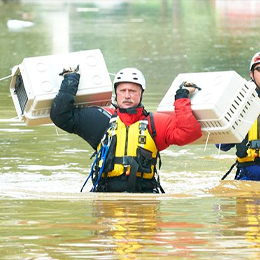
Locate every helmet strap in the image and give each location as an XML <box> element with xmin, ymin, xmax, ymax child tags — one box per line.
<box><xmin>111</xmin><ymin>102</ymin><xmax>118</xmax><ymax>108</ymax></box>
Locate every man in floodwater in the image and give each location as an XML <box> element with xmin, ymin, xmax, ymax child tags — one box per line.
<box><xmin>217</xmin><ymin>51</ymin><xmax>260</xmax><ymax>181</ymax></box>
<box><xmin>50</xmin><ymin>67</ymin><xmax>201</xmax><ymax>193</ymax></box>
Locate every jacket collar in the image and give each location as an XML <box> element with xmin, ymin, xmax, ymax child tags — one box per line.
<box><xmin>116</xmin><ymin>106</ymin><xmax>146</xmax><ymax>126</ymax></box>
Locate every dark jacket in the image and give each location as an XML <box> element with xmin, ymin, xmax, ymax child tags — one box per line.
<box><xmin>50</xmin><ymin>73</ymin><xmax>202</xmax><ymax>151</ymax></box>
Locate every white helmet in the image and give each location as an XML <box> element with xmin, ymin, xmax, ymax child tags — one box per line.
<box><xmin>250</xmin><ymin>52</ymin><xmax>260</xmax><ymax>71</ymax></box>
<box><xmin>113</xmin><ymin>68</ymin><xmax>146</xmax><ymax>90</ymax></box>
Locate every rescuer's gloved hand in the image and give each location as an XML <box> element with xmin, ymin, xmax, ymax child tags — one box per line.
<box><xmin>59</xmin><ymin>64</ymin><xmax>80</xmax><ymax>76</ymax></box>
<box><xmin>59</xmin><ymin>65</ymin><xmax>80</xmax><ymax>96</ymax></box>
<box><xmin>175</xmin><ymin>81</ymin><xmax>201</xmax><ymax>100</ymax></box>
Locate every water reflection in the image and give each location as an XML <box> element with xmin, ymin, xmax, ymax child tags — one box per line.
<box><xmin>0</xmin><ymin>197</ymin><xmax>210</xmax><ymax>259</ymax></box>
<box><xmin>3</xmin><ymin>195</ymin><xmax>260</xmax><ymax>259</ymax></box>
<box><xmin>236</xmin><ymin>197</ymin><xmax>260</xmax><ymax>251</ymax></box>
<box><xmin>92</xmin><ymin>198</ymin><xmax>211</xmax><ymax>259</ymax></box>
<box><xmin>93</xmin><ymin>200</ymin><xmax>160</xmax><ymax>259</ymax></box>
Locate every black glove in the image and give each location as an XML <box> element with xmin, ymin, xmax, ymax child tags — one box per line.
<box><xmin>175</xmin><ymin>81</ymin><xmax>201</xmax><ymax>100</ymax></box>
<box><xmin>59</xmin><ymin>64</ymin><xmax>80</xmax><ymax>76</ymax></box>
<box><xmin>175</xmin><ymin>88</ymin><xmax>189</xmax><ymax>100</ymax></box>
<box><xmin>59</xmin><ymin>72</ymin><xmax>80</xmax><ymax>96</ymax></box>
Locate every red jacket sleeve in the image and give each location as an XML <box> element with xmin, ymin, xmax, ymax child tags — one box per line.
<box><xmin>152</xmin><ymin>98</ymin><xmax>202</xmax><ymax>151</ymax></box>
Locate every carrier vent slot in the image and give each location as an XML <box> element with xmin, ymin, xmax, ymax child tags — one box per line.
<box><xmin>14</xmin><ymin>75</ymin><xmax>28</xmax><ymax>114</ymax></box>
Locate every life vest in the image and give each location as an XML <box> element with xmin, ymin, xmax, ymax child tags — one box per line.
<box><xmin>97</xmin><ymin>114</ymin><xmax>159</xmax><ymax>179</ymax></box>
<box><xmin>237</xmin><ymin>116</ymin><xmax>260</xmax><ymax>163</ymax></box>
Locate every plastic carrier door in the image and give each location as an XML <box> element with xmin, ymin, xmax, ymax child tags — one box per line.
<box><xmin>9</xmin><ymin>49</ymin><xmax>112</xmax><ymax>126</ymax></box>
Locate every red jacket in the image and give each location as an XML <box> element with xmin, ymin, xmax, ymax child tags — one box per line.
<box><xmin>50</xmin><ymin>73</ymin><xmax>202</xmax><ymax>151</ymax></box>
<box><xmin>105</xmin><ymin>99</ymin><xmax>201</xmax><ymax>151</ymax></box>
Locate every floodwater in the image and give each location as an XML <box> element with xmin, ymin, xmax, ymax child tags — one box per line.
<box><xmin>1</xmin><ymin>0</ymin><xmax>260</xmax><ymax>259</ymax></box>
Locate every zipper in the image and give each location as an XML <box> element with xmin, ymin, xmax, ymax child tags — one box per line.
<box><xmin>124</xmin><ymin>126</ymin><xmax>129</xmax><ymax>155</ymax></box>
<box><xmin>256</xmin><ymin>116</ymin><xmax>260</xmax><ymax>157</ymax></box>
<box><xmin>124</xmin><ymin>126</ymin><xmax>130</xmax><ymax>175</ymax></box>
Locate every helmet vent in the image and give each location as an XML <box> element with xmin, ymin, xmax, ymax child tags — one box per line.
<box><xmin>113</xmin><ymin>68</ymin><xmax>146</xmax><ymax>90</ymax></box>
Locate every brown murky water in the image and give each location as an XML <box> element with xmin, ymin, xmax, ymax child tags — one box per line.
<box><xmin>1</xmin><ymin>0</ymin><xmax>260</xmax><ymax>259</ymax></box>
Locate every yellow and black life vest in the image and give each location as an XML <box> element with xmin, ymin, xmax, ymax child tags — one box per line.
<box><xmin>237</xmin><ymin>116</ymin><xmax>260</xmax><ymax>163</ymax></box>
<box><xmin>97</xmin><ymin>114</ymin><xmax>159</xmax><ymax>180</ymax></box>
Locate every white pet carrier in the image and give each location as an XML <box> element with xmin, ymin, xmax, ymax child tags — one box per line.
<box><xmin>10</xmin><ymin>49</ymin><xmax>112</xmax><ymax>126</ymax></box>
<box><xmin>157</xmin><ymin>71</ymin><xmax>260</xmax><ymax>144</ymax></box>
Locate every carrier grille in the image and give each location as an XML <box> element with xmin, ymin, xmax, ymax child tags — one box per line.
<box><xmin>14</xmin><ymin>74</ymin><xmax>28</xmax><ymax>114</ymax></box>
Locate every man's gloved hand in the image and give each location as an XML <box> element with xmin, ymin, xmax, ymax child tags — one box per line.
<box><xmin>175</xmin><ymin>81</ymin><xmax>201</xmax><ymax>100</ymax></box>
<box><xmin>58</xmin><ymin>65</ymin><xmax>80</xmax><ymax>96</ymax></box>
<box><xmin>180</xmin><ymin>81</ymin><xmax>201</xmax><ymax>93</ymax></box>
<box><xmin>59</xmin><ymin>64</ymin><xmax>80</xmax><ymax>76</ymax></box>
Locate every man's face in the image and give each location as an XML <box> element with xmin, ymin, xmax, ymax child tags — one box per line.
<box><xmin>116</xmin><ymin>82</ymin><xmax>142</xmax><ymax>109</ymax></box>
<box><xmin>251</xmin><ymin>64</ymin><xmax>260</xmax><ymax>89</ymax></box>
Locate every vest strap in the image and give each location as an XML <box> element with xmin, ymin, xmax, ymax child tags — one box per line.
<box><xmin>114</xmin><ymin>156</ymin><xmax>157</xmax><ymax>166</ymax></box>
<box><xmin>125</xmin><ymin>157</ymin><xmax>139</xmax><ymax>192</ymax></box>
<box><xmin>149</xmin><ymin>113</ymin><xmax>156</xmax><ymax>138</ymax></box>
